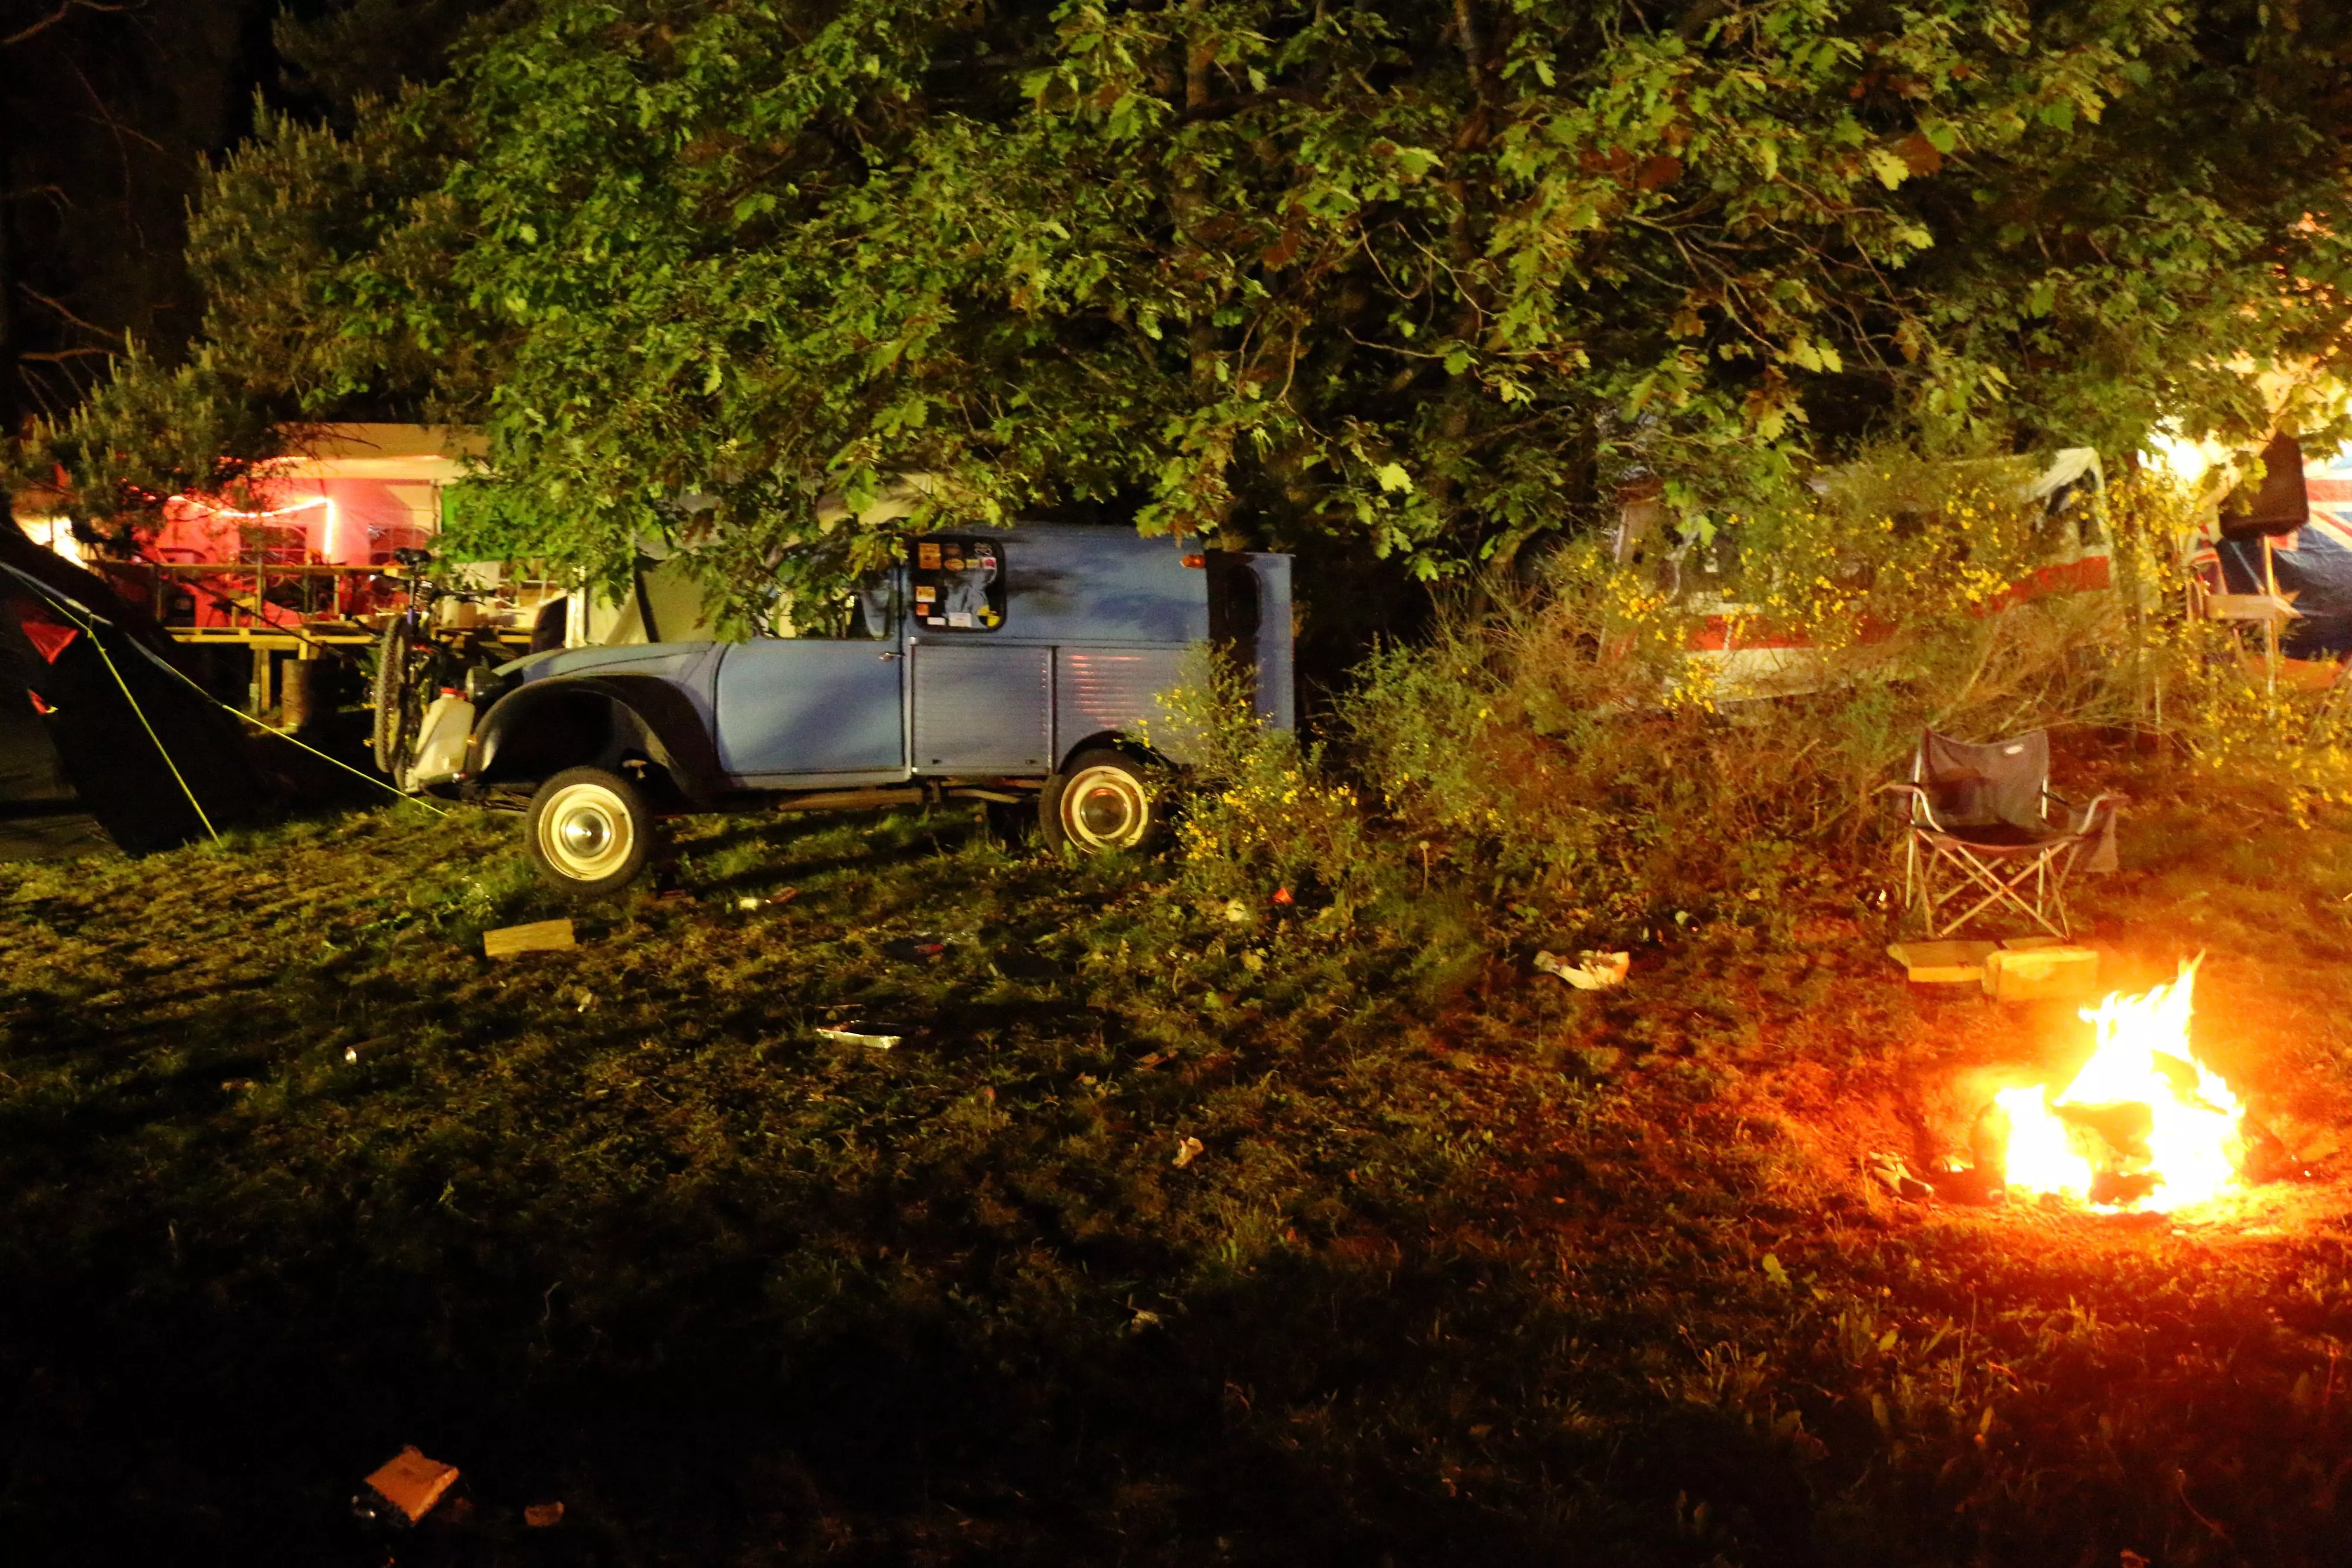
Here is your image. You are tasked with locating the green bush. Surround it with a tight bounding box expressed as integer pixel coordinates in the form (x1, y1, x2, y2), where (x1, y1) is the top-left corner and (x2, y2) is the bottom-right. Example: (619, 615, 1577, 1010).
(1247, 459, 2337, 947)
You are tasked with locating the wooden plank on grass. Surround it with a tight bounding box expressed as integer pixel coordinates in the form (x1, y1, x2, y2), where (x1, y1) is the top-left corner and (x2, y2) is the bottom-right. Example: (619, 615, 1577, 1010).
(485, 918, 576, 958)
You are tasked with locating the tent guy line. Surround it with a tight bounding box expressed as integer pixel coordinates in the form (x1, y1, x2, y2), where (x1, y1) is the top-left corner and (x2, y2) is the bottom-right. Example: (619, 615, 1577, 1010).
(0, 560, 446, 823)
(8, 574, 220, 844)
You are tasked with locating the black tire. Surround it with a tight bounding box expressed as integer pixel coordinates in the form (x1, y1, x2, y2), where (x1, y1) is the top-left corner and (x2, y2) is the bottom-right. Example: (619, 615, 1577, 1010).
(525, 766, 656, 897)
(370, 617, 414, 775)
(1039, 748, 1161, 853)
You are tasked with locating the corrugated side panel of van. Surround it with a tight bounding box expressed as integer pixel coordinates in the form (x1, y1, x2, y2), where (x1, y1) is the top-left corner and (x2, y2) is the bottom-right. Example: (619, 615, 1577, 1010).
(1054, 647, 1188, 763)
(910, 643, 1053, 771)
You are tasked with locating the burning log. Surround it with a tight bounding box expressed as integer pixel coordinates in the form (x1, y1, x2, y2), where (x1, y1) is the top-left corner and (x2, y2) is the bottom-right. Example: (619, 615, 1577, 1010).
(2087, 1169, 2163, 1207)
(1957, 957, 2312, 1213)
(1925, 1161, 2004, 1206)
(1872, 959, 2311, 1215)
(1990, 959, 2244, 1210)
(2052, 1100, 2153, 1165)
(2241, 1116, 2316, 1185)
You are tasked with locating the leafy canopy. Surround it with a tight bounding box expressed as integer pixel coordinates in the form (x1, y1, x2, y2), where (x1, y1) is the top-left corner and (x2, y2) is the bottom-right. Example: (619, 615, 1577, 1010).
(24, 0, 2352, 620)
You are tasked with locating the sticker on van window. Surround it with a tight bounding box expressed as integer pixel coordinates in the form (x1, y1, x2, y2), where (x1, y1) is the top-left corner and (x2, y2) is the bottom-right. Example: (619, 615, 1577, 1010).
(911, 538, 1005, 631)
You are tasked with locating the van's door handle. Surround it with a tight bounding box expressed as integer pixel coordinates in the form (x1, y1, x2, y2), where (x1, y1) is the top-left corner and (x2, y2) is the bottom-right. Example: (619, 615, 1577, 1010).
(878, 651, 902, 661)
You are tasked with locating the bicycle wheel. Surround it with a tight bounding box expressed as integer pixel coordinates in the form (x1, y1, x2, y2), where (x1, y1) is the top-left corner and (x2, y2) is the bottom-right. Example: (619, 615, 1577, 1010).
(372, 617, 419, 776)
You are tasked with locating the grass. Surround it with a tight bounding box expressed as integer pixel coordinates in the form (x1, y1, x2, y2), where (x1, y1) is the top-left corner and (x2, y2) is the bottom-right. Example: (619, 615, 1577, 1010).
(6, 753, 2352, 1566)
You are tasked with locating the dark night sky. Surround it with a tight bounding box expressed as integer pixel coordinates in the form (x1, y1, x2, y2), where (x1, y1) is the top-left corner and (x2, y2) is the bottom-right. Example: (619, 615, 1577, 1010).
(0, 0, 481, 434)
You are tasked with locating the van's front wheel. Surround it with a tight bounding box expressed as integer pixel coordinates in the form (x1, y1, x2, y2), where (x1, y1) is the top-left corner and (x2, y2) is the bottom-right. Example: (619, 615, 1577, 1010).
(526, 766, 654, 897)
(1040, 750, 1160, 853)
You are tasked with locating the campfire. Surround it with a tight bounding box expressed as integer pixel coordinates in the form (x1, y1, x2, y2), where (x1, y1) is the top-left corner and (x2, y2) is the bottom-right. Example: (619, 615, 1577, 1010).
(1986, 958, 2253, 1212)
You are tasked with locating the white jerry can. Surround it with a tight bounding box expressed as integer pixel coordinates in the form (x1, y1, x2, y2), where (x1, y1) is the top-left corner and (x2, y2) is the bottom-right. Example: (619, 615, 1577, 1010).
(403, 693, 476, 793)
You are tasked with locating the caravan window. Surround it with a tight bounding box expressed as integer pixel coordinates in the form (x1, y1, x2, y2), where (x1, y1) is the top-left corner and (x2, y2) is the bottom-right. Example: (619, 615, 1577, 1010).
(911, 538, 1005, 631)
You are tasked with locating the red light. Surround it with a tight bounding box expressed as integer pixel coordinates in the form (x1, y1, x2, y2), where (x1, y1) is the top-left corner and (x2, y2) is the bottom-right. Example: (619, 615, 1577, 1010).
(1182, 553, 1207, 568)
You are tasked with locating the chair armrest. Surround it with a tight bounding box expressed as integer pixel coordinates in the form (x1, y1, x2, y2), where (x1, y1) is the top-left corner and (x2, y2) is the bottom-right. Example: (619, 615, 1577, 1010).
(2037, 784, 2066, 824)
(1878, 781, 1947, 832)
(2063, 793, 2119, 838)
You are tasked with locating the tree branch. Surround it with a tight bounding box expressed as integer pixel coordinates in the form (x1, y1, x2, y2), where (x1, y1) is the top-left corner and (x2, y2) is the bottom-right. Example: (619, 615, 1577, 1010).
(1, 0, 135, 51)
(18, 283, 129, 347)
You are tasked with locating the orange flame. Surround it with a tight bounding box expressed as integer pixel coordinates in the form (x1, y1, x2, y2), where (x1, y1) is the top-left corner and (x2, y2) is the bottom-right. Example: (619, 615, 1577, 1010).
(1995, 958, 2246, 1211)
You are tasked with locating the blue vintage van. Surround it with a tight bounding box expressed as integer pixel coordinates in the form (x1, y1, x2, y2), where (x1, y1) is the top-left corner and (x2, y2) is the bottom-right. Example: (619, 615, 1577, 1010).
(406, 526, 1294, 894)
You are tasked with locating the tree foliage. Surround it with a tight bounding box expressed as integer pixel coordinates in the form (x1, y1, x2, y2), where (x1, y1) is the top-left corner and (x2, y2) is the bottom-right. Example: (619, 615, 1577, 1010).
(21, 0, 2352, 620)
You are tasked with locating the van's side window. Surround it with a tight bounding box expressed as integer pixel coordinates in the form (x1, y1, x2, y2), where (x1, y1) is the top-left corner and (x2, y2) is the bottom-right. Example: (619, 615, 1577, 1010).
(773, 571, 895, 640)
(911, 538, 1005, 631)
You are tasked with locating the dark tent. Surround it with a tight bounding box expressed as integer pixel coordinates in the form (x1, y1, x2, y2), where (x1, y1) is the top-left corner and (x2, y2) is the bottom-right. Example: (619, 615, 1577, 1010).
(0, 522, 266, 858)
(2208, 436, 2352, 660)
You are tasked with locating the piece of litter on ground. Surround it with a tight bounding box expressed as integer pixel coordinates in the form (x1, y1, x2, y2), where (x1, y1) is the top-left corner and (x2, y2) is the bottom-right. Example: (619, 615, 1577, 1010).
(883, 936, 948, 961)
(524, 1502, 564, 1529)
(343, 1047, 359, 1064)
(738, 896, 761, 911)
(358, 1446, 460, 1525)
(483, 918, 576, 959)
(1172, 1135, 1204, 1168)
(1534, 950, 1629, 990)
(1885, 940, 1998, 984)
(816, 1024, 904, 1049)
(1862, 1150, 1933, 1202)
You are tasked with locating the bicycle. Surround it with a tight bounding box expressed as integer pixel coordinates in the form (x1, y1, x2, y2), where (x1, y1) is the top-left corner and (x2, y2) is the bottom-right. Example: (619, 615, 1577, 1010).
(370, 549, 505, 783)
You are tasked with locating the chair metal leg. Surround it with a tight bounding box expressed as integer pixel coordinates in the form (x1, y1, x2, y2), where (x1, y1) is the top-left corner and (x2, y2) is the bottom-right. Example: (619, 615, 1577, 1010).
(1918, 837, 2070, 940)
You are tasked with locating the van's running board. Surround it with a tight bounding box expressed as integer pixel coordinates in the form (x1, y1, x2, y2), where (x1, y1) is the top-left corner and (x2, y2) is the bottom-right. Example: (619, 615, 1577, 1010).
(773, 781, 1040, 814)
(774, 787, 926, 813)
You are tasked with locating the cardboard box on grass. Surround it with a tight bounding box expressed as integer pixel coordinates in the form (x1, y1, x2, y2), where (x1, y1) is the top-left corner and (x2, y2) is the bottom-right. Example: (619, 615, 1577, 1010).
(1982, 944, 2100, 1002)
(362, 1446, 460, 1524)
(1886, 941, 1998, 984)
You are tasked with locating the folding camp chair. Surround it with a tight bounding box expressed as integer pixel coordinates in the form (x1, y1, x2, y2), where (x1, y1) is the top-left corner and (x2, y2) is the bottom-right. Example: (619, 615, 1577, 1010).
(1883, 729, 2118, 940)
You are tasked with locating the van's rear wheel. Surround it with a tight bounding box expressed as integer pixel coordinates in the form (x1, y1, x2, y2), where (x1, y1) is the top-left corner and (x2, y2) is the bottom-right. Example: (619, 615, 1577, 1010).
(526, 766, 654, 897)
(1040, 750, 1160, 852)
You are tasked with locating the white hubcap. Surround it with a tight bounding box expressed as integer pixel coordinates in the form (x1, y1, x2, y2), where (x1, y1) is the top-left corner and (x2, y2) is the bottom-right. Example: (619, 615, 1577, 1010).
(1061, 764, 1148, 850)
(538, 782, 634, 880)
